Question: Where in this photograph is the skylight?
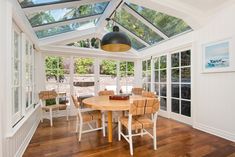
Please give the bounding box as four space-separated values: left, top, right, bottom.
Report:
27 1 109 27
18 0 80 8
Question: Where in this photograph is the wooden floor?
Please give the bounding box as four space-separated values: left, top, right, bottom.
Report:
23 116 235 157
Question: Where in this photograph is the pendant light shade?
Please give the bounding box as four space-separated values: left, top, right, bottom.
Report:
101 26 131 52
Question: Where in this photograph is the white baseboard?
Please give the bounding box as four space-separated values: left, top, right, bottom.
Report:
194 122 235 142
15 117 40 157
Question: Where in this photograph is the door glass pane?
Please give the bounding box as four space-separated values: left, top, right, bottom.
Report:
154 71 159 82
160 56 167 69
13 87 20 113
99 60 117 92
181 50 191 66
171 69 179 82
142 61 146 71
160 70 166 82
181 67 191 83
181 84 191 100
154 57 159 69
181 100 191 117
160 97 167 111
160 84 166 97
171 99 179 113
74 58 94 96
171 53 179 67
147 59 151 70
154 83 159 96
172 84 179 98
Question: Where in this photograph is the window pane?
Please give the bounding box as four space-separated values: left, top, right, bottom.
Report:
147 59 151 70
181 100 191 117
28 2 109 27
171 99 179 113
181 50 191 66
181 84 191 100
160 70 166 82
171 53 179 67
154 57 159 69
160 55 166 69
13 87 20 114
142 61 146 71
146 71 151 82
172 84 179 98
114 8 163 45
36 19 98 38
160 97 167 111
127 34 146 50
18 0 78 8
181 67 191 82
160 84 166 97
46 70 57 83
154 83 159 96
128 3 192 37
171 69 179 82
154 70 159 82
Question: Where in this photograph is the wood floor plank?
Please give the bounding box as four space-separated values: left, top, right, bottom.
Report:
23 116 235 157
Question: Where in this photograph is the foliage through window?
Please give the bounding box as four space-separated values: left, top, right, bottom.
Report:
67 38 101 49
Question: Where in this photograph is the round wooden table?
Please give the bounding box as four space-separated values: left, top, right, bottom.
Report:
82 95 143 142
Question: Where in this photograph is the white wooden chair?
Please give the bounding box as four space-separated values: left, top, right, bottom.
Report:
118 98 160 155
71 95 105 142
39 91 69 127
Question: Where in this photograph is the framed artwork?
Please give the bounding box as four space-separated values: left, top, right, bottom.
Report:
202 38 234 73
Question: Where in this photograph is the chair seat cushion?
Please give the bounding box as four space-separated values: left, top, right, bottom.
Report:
120 116 153 130
81 110 101 122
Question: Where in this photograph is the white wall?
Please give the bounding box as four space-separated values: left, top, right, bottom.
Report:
193 3 235 142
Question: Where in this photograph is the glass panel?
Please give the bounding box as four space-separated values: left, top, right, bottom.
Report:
146 71 151 82
128 3 192 37
114 8 163 45
28 2 109 27
142 61 146 71
154 83 159 96
171 53 179 67
154 70 159 82
36 19 98 38
172 84 179 98
13 87 20 113
171 99 179 114
120 61 127 72
154 57 159 69
160 70 166 82
181 67 191 82
46 70 58 83
100 60 117 92
160 55 166 69
18 0 77 8
147 59 151 70
68 38 101 49
160 84 166 97
181 84 191 100
160 97 167 111
127 34 146 50
171 69 179 82
181 100 191 117
181 50 191 66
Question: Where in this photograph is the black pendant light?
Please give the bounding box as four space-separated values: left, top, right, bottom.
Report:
101 23 131 52
101 2 131 52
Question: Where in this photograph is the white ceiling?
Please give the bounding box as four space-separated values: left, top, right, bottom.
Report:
179 0 231 12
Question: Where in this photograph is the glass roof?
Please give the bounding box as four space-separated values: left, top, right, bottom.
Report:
127 3 192 37
67 37 101 49
113 8 163 45
28 1 109 27
18 0 79 8
36 19 98 38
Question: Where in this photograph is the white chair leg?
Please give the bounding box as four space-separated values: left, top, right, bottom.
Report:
129 130 133 156
153 125 157 150
79 120 83 142
75 116 79 133
66 108 69 121
118 120 121 141
102 113 106 137
49 108 53 127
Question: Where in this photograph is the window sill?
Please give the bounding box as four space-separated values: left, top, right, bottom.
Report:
6 104 40 138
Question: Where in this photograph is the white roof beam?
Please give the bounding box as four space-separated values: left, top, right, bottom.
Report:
23 0 110 15
33 14 101 31
122 3 168 40
113 21 150 47
38 27 96 46
96 0 123 33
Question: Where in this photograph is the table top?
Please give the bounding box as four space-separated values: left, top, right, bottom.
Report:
82 95 146 111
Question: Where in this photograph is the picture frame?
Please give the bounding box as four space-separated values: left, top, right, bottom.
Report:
202 38 235 73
